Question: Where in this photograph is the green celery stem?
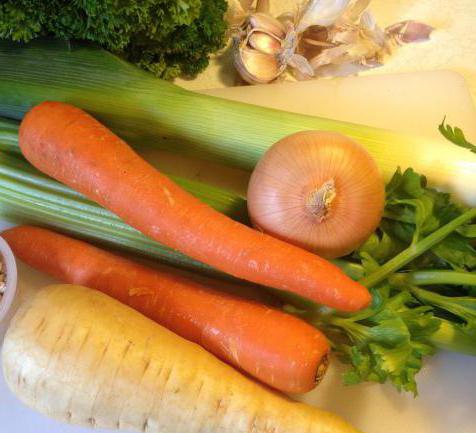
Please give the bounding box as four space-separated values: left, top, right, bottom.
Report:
359 208 476 288
390 270 476 287
0 117 19 153
0 152 247 277
429 320 476 356
0 129 249 221
332 259 365 281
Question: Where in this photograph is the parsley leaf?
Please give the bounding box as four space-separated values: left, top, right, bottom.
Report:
439 117 476 154
0 0 228 79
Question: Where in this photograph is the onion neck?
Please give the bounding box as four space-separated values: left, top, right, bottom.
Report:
305 179 336 222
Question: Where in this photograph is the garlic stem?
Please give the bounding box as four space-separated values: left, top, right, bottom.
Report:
256 0 270 13
306 179 336 222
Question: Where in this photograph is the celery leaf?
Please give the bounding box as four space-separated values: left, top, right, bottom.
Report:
439 117 476 154
319 288 439 394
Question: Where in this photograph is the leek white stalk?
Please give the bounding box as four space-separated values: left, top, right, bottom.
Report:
0 40 475 204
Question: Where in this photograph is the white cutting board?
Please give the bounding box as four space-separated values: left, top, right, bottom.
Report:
202 70 476 142
1 71 476 433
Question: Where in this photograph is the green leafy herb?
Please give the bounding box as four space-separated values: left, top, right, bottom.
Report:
429 319 476 356
359 208 476 288
410 286 476 331
316 288 439 394
313 166 476 393
0 0 228 79
439 117 476 154
359 168 475 273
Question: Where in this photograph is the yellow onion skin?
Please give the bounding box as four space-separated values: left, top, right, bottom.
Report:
247 131 385 258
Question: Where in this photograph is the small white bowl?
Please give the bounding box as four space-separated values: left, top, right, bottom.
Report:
0 236 18 324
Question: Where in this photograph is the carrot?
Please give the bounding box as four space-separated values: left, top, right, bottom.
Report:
2 225 330 394
3 284 361 433
18 101 371 312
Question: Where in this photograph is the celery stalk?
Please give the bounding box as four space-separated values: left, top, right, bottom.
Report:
0 152 245 277
390 270 476 287
0 124 249 223
429 320 476 356
359 208 476 288
1 40 476 204
332 259 365 280
0 117 19 153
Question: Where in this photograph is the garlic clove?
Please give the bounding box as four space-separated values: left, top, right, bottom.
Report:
302 25 330 43
234 46 283 84
309 44 349 69
248 31 282 55
386 20 434 45
249 12 286 38
288 53 315 78
298 26 330 59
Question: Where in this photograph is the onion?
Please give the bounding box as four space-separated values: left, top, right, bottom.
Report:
247 131 385 258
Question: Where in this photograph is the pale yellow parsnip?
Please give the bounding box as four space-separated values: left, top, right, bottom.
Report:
2 285 360 433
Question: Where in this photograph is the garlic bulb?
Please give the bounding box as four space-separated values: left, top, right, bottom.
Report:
233 12 287 84
228 0 433 84
247 131 385 258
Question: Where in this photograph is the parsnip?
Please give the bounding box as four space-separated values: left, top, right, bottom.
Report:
2 285 360 433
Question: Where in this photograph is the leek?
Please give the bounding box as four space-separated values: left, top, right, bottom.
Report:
0 152 245 277
1 40 475 205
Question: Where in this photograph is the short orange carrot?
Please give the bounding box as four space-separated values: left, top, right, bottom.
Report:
18 101 371 312
2 225 330 394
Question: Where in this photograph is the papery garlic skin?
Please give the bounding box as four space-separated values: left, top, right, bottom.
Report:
249 12 286 38
297 0 352 32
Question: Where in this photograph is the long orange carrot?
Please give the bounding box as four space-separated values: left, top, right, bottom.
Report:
2 225 330 394
18 101 370 312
